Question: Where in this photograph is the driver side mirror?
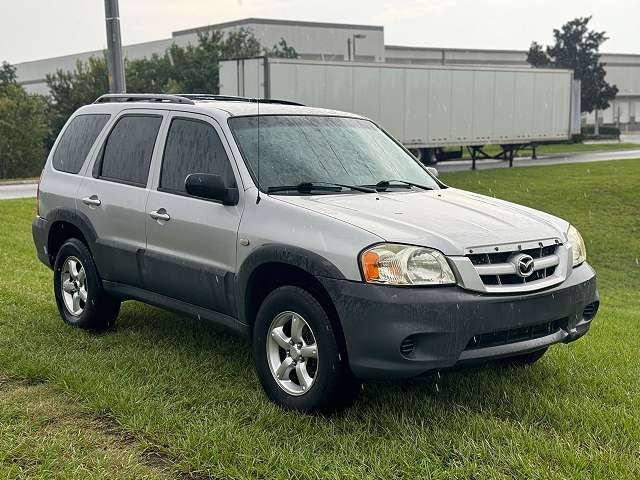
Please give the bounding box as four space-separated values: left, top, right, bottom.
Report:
185 173 239 205
426 166 439 178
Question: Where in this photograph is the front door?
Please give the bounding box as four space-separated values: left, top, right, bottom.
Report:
143 112 243 315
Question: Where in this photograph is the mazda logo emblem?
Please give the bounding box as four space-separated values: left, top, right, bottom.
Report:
511 253 535 278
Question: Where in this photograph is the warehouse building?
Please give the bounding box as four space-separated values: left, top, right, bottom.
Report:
14 17 640 129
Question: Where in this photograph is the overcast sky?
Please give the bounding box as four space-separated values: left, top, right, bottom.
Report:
1 0 637 64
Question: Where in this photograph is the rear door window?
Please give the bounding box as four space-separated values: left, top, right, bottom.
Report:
52 114 110 174
159 117 235 195
96 115 162 187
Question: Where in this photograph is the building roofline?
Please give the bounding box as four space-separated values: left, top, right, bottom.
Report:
385 44 527 55
172 17 383 37
385 44 640 59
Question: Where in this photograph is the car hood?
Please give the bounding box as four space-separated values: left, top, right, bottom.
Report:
275 188 569 255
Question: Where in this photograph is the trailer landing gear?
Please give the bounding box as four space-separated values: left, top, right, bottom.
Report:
466 143 537 170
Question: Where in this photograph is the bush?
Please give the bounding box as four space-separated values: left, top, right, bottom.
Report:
0 63 49 179
580 125 621 138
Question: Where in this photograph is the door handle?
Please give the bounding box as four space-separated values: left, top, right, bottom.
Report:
82 195 101 207
149 209 170 222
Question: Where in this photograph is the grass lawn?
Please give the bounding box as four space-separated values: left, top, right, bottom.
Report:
0 177 39 185
0 159 639 479
457 142 640 159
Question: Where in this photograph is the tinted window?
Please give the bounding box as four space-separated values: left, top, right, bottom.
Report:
99 115 162 186
160 118 235 194
52 114 110 174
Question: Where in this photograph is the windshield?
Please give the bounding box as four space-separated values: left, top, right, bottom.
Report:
228 115 440 193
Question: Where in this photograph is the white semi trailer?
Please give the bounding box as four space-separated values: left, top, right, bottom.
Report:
219 57 581 166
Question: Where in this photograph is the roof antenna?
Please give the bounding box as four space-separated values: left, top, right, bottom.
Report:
256 96 261 204
255 69 262 204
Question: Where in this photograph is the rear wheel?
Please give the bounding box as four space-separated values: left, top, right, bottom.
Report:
253 286 360 413
499 347 548 367
53 238 120 331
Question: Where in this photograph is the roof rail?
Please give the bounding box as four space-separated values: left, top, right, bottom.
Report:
94 93 195 105
178 94 304 106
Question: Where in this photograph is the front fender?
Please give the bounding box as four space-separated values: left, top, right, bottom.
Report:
235 244 346 324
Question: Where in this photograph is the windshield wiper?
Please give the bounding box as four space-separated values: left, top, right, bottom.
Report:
267 181 377 194
364 179 435 192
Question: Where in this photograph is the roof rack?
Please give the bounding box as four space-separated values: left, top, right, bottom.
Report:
178 94 304 106
93 93 304 107
94 93 195 105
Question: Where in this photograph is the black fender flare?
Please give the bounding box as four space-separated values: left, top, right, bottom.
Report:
235 244 346 325
44 207 99 254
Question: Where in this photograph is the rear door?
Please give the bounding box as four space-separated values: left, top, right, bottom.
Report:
78 109 166 288
143 112 243 315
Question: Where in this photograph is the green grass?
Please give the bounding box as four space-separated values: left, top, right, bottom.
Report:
458 142 640 159
1 159 639 479
0 176 39 185
0 376 171 479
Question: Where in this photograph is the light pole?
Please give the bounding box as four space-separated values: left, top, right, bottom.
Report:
352 33 366 61
104 0 126 93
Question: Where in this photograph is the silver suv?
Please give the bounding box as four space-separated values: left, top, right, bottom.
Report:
33 93 599 413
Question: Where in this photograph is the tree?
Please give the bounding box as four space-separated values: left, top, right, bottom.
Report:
527 17 618 114
45 27 297 139
46 56 109 142
0 61 17 88
268 38 298 58
162 28 297 93
0 62 49 179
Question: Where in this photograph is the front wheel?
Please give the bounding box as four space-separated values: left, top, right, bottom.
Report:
252 286 360 413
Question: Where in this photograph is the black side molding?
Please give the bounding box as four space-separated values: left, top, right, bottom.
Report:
102 280 248 337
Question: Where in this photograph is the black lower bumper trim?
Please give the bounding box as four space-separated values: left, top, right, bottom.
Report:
320 263 598 379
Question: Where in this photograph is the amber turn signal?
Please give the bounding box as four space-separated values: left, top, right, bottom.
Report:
361 250 380 282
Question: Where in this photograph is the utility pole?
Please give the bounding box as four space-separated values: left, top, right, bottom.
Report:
104 0 126 93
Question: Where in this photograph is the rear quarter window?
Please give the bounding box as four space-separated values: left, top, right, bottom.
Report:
52 114 110 174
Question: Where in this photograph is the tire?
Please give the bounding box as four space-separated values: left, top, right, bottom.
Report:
53 238 120 331
408 148 423 162
420 148 438 165
499 347 548 367
252 286 360 413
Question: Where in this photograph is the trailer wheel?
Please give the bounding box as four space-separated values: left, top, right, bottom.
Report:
408 148 423 162
409 148 437 165
420 148 438 165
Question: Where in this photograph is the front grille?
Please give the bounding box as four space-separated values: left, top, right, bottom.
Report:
465 319 563 351
400 336 416 358
468 243 560 288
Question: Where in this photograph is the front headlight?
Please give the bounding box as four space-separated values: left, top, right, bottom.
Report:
566 224 586 267
360 243 456 286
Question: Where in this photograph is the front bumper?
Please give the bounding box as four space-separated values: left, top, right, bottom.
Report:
320 262 598 379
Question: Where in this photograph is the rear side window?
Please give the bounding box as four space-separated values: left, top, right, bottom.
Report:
97 115 162 186
159 118 235 194
52 114 110 174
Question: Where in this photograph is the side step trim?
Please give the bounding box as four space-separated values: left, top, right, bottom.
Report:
102 280 248 337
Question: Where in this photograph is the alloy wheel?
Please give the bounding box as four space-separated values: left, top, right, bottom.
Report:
60 256 88 316
267 311 318 395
